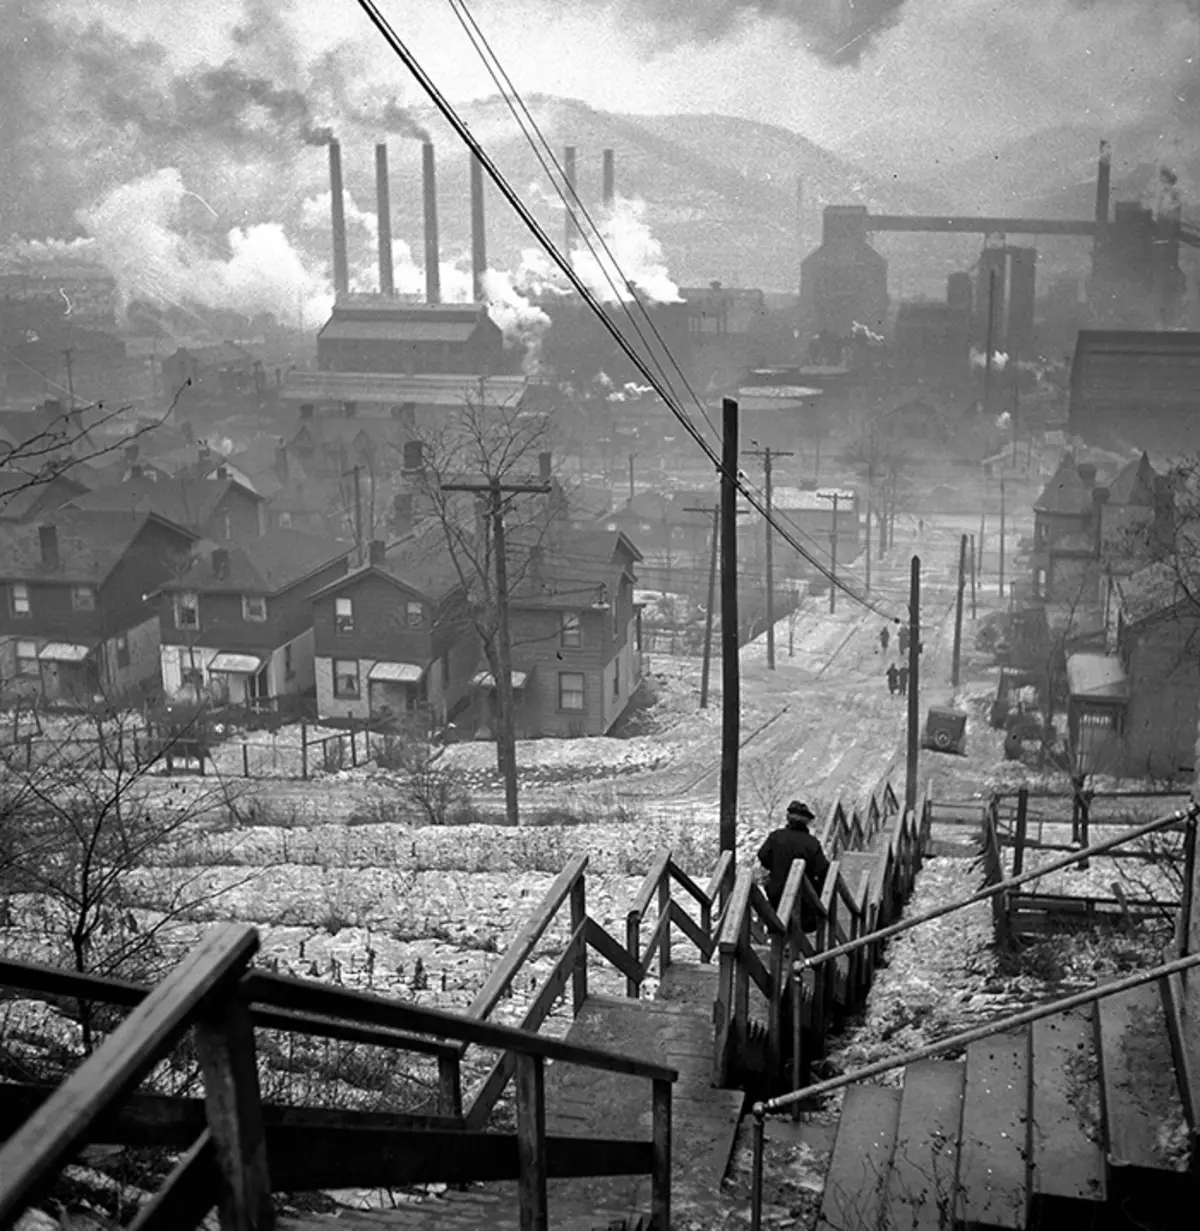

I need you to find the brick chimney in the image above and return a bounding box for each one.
[369,539,387,567]
[1077,462,1097,489]
[124,441,139,463]
[300,403,315,421]
[402,440,424,472]
[211,547,230,579]
[392,492,414,535]
[199,442,212,468]
[38,524,59,570]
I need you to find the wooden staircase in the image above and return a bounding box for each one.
[816,978,1197,1230]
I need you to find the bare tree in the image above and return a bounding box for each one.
[0,703,254,1052]
[839,430,911,553]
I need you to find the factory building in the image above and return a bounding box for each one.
[799,206,889,341]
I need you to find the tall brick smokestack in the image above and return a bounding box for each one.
[602,148,615,210]
[422,142,441,304]
[329,138,349,298]
[376,142,394,297]
[1095,140,1111,227]
[564,145,577,255]
[470,153,487,302]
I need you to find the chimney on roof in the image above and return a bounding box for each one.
[538,451,552,483]
[422,142,441,305]
[329,137,350,299]
[602,148,615,210]
[392,492,414,536]
[402,439,424,472]
[124,441,139,464]
[275,446,288,485]
[43,398,63,416]
[375,141,395,297]
[130,463,144,480]
[369,538,387,567]
[300,403,315,421]
[1095,140,1111,227]
[563,145,577,255]
[470,153,488,303]
[199,442,212,467]
[211,547,230,579]
[1078,462,1097,489]
[38,524,59,570]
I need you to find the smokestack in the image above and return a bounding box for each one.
[602,148,615,210]
[328,138,350,299]
[470,153,487,302]
[1095,140,1111,227]
[376,142,394,297]
[422,142,441,305]
[564,145,578,255]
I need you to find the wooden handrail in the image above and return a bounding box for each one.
[705,851,735,903]
[630,849,673,919]
[242,970,678,1082]
[0,923,258,1227]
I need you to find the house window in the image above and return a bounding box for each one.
[405,600,425,628]
[333,659,360,698]
[175,592,199,630]
[11,583,30,617]
[558,671,585,711]
[560,612,582,648]
[1034,568,1046,597]
[284,643,295,679]
[335,597,354,633]
[72,586,95,612]
[242,595,268,622]
[16,640,37,675]
[115,633,130,668]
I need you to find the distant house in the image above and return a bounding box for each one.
[281,411,401,484]
[161,342,266,413]
[0,470,92,524]
[309,535,476,726]
[155,529,350,709]
[65,475,266,542]
[0,510,197,704]
[471,530,644,739]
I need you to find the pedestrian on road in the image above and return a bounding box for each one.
[897,664,909,696]
[886,663,899,696]
[898,625,909,656]
[879,625,890,653]
[758,801,830,931]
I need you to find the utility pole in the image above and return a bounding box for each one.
[743,444,794,669]
[952,534,968,689]
[817,491,841,614]
[978,510,986,591]
[1010,347,1020,467]
[720,397,740,860]
[865,434,876,596]
[999,477,1007,599]
[343,464,364,565]
[905,556,921,816]
[442,475,552,828]
[970,532,977,620]
[983,267,997,413]
[62,348,76,410]
[685,505,720,708]
[628,453,636,503]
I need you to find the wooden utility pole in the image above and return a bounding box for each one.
[978,510,986,590]
[628,453,636,502]
[817,491,841,614]
[442,475,551,828]
[720,397,740,858]
[905,555,921,815]
[1010,349,1020,466]
[743,445,794,669]
[983,268,997,412]
[684,505,720,708]
[999,477,1007,599]
[62,348,75,410]
[952,534,968,688]
[970,532,977,619]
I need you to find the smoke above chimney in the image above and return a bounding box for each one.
[328,137,349,298]
[376,142,394,297]
[422,142,441,305]
[471,153,487,303]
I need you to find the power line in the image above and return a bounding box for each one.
[352,0,898,621]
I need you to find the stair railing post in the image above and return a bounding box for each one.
[657,870,671,977]
[715,941,734,1085]
[651,1078,672,1231]
[767,920,784,1084]
[735,901,750,1063]
[437,1050,463,1118]
[569,873,587,1015]
[1177,811,1197,960]
[625,910,641,998]
[514,1052,549,1231]
[749,1106,765,1231]
[1013,786,1029,877]
[193,989,275,1231]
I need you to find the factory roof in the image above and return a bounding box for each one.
[279,372,530,408]
[159,529,350,595]
[318,318,480,344]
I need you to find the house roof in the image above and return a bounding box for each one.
[1066,652,1129,701]
[1106,452,1159,506]
[1034,460,1093,515]
[311,524,463,603]
[66,476,262,528]
[279,372,529,408]
[0,471,89,521]
[509,529,642,609]
[0,509,195,584]
[319,318,479,344]
[168,342,256,368]
[161,529,350,595]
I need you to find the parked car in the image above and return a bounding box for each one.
[922,706,967,755]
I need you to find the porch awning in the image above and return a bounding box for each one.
[369,661,425,683]
[208,653,263,674]
[38,643,92,663]
[471,669,528,690]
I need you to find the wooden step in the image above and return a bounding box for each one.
[816,1084,901,1231]
[955,1028,1029,1230]
[885,1060,965,1231]
[1095,978,1189,1184]
[1027,1008,1105,1227]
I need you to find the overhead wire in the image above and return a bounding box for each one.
[352,0,900,621]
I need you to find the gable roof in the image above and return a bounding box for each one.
[0,471,90,521]
[0,509,195,584]
[162,529,350,594]
[311,523,464,603]
[279,371,529,409]
[66,475,262,528]
[1035,459,1092,515]
[1106,452,1159,506]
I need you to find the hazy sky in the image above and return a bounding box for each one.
[52,0,1196,171]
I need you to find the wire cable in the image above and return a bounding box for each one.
[352,0,899,620]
